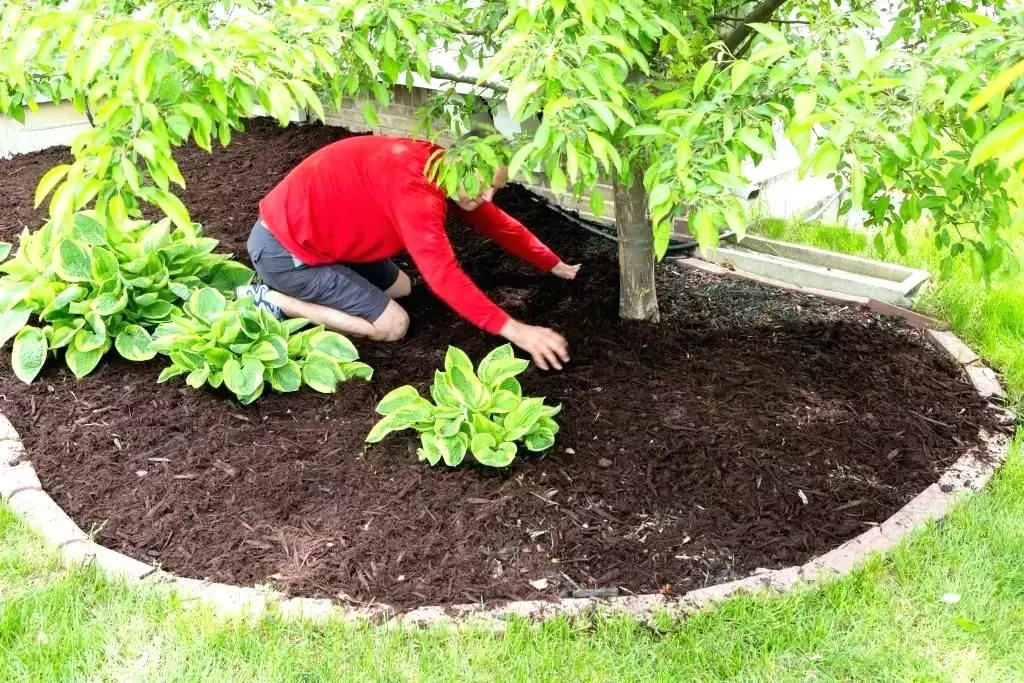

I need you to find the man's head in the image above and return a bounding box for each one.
[451,127,508,212]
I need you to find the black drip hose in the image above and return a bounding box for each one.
[525,193,734,254]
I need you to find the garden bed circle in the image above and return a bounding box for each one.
[0,295,1012,629]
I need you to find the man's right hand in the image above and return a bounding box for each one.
[499,319,570,371]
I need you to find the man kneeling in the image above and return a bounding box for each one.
[239,133,579,370]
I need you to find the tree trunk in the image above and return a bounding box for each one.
[613,168,659,322]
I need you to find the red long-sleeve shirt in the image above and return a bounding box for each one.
[258,135,560,334]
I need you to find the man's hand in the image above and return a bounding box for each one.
[500,319,570,371]
[551,261,581,280]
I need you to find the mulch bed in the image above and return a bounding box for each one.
[0,119,996,609]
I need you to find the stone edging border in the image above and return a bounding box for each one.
[0,274,1015,629]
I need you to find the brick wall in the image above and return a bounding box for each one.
[323,85,616,225]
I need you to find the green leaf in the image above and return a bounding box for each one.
[470,432,496,459]
[693,210,718,248]
[362,101,379,127]
[748,22,787,44]
[269,360,302,393]
[944,66,984,111]
[731,60,752,91]
[55,239,92,282]
[0,242,10,263]
[841,33,866,78]
[430,370,460,407]
[0,308,32,348]
[366,413,412,443]
[507,144,534,181]
[850,163,865,210]
[444,346,475,376]
[282,318,310,335]
[585,100,617,132]
[477,344,525,385]
[503,396,546,441]
[301,356,339,393]
[738,128,773,156]
[152,191,192,231]
[590,190,605,217]
[587,131,611,172]
[35,164,71,208]
[693,60,714,96]
[251,337,289,368]
[71,215,105,246]
[437,433,468,467]
[342,361,373,381]
[910,118,929,156]
[65,345,104,379]
[207,262,254,293]
[419,433,444,466]
[794,91,816,120]
[74,325,106,354]
[524,430,556,452]
[489,389,521,414]
[436,414,465,438]
[90,246,119,283]
[157,365,188,383]
[472,435,516,468]
[223,358,265,399]
[548,166,567,196]
[449,364,488,409]
[12,326,47,383]
[310,331,359,362]
[114,325,156,361]
[968,112,1024,169]
[500,377,523,397]
[186,365,210,389]
[506,76,541,119]
[376,385,424,415]
[812,143,841,177]
[966,59,1024,117]
[139,300,175,320]
[47,320,86,350]
[626,125,667,138]
[188,288,226,323]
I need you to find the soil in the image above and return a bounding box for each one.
[0,119,996,609]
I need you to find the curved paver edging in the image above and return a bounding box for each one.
[0,311,1014,629]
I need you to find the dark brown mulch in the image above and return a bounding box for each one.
[0,119,995,609]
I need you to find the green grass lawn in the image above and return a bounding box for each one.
[2,216,1023,681]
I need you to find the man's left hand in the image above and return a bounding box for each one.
[551,262,581,280]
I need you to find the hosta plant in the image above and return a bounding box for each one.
[0,212,253,383]
[152,287,373,404]
[366,344,560,468]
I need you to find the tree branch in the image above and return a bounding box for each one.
[723,0,793,54]
[711,14,807,24]
[429,70,509,94]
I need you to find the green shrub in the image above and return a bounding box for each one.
[366,345,560,467]
[152,288,373,404]
[0,212,253,383]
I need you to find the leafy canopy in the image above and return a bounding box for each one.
[0,0,1021,286]
[366,345,560,468]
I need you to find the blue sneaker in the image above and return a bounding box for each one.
[236,284,283,320]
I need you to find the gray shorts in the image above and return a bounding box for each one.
[247,219,400,322]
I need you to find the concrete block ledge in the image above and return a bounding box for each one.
[0,327,1010,628]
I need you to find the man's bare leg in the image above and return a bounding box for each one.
[385,270,412,299]
[264,290,409,341]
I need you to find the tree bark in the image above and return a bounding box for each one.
[723,0,792,54]
[613,167,659,322]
